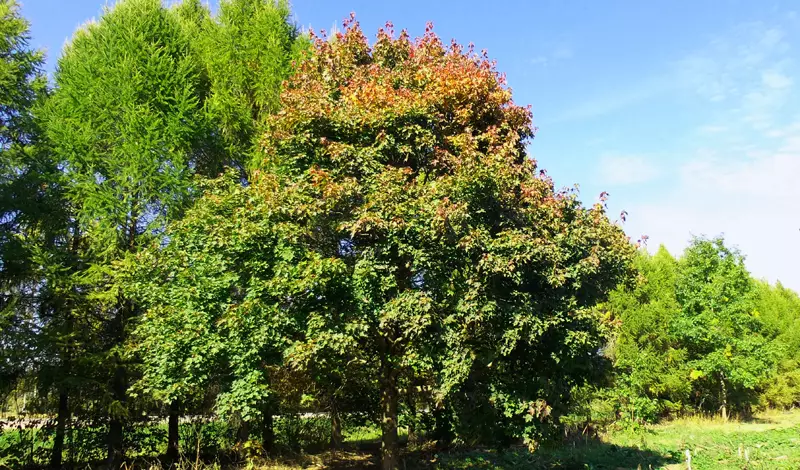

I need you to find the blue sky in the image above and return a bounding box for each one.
[19,0,800,290]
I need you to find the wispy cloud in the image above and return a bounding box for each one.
[610,21,800,289]
[626,133,800,289]
[597,154,662,186]
[697,125,728,134]
[531,43,573,66]
[554,22,793,123]
[551,76,672,122]
[676,25,788,102]
[678,23,793,132]
[763,69,793,89]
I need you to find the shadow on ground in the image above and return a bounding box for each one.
[288,438,681,470]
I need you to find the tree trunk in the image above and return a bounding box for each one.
[432,406,452,446]
[51,389,69,468]
[330,402,342,449]
[261,407,274,453]
[406,383,416,446]
[720,374,728,421]
[380,344,399,470]
[107,359,126,468]
[236,420,250,443]
[167,401,180,460]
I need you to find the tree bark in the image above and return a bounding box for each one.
[51,389,69,468]
[261,407,274,453]
[380,341,399,470]
[330,401,342,449]
[236,419,250,443]
[167,401,180,460]
[406,383,416,446]
[720,374,728,421]
[107,358,126,468]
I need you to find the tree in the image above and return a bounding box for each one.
[42,0,219,464]
[125,17,635,469]
[122,170,349,452]
[172,0,306,174]
[606,239,782,421]
[674,236,777,419]
[606,246,691,421]
[0,3,88,467]
[258,19,636,468]
[0,0,48,398]
[121,0,302,455]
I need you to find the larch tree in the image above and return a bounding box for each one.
[0,2,85,467]
[172,0,306,174]
[608,246,691,421]
[258,19,636,469]
[754,280,800,409]
[0,0,48,394]
[119,0,303,455]
[42,0,218,464]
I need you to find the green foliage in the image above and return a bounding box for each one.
[753,282,800,409]
[9,0,800,466]
[44,0,213,261]
[172,0,303,172]
[674,237,777,415]
[126,19,637,470]
[609,246,690,420]
[123,170,347,423]
[0,0,45,395]
[258,19,636,455]
[0,0,45,145]
[39,0,258,463]
[606,237,782,422]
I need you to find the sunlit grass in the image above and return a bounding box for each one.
[606,409,800,469]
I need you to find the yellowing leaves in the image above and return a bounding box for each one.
[689,369,706,381]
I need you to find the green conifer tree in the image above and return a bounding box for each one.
[43,0,216,464]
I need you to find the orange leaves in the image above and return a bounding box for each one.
[261,15,534,177]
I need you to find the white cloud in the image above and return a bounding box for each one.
[598,17,800,289]
[552,45,573,60]
[624,136,800,291]
[597,155,661,186]
[554,23,792,123]
[762,69,793,89]
[620,21,800,290]
[677,23,790,106]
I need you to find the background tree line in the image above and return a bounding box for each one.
[0,1,798,470]
[565,237,800,431]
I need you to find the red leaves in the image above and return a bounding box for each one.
[267,15,534,169]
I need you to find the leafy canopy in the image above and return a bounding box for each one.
[259,17,637,447]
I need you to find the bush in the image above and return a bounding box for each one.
[759,362,800,410]
[274,415,330,453]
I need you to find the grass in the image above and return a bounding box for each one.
[4,410,800,469]
[252,409,800,469]
[421,409,800,470]
[606,409,800,469]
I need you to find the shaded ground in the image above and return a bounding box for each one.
[5,409,800,469]
[242,435,676,470]
[254,409,800,469]
[231,442,674,470]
